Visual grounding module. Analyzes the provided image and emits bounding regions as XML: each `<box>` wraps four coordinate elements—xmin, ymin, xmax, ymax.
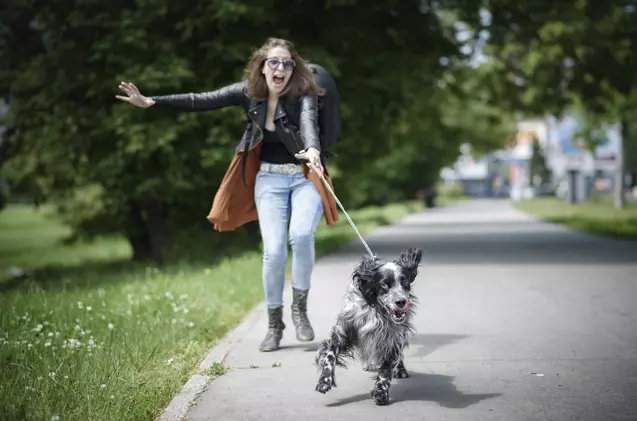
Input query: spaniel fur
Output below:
<box><xmin>314</xmin><ymin>247</ymin><xmax>423</xmax><ymax>405</ymax></box>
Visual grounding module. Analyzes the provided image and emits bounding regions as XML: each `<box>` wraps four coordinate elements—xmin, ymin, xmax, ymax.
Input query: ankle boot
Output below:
<box><xmin>259</xmin><ymin>306</ymin><xmax>285</xmax><ymax>352</ymax></box>
<box><xmin>290</xmin><ymin>288</ymin><xmax>314</xmax><ymax>342</ymax></box>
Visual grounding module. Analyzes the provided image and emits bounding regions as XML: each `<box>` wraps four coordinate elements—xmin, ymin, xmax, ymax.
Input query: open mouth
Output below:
<box><xmin>390</xmin><ymin>308</ymin><xmax>408</xmax><ymax>323</ymax></box>
<box><xmin>272</xmin><ymin>75</ymin><xmax>285</xmax><ymax>87</ymax></box>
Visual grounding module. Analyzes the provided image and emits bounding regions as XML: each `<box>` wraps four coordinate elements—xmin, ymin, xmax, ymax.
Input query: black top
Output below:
<box><xmin>260</xmin><ymin>128</ymin><xmax>300</xmax><ymax>165</ymax></box>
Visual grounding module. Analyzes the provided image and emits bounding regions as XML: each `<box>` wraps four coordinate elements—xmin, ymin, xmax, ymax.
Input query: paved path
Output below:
<box><xmin>187</xmin><ymin>199</ymin><xmax>637</xmax><ymax>421</ymax></box>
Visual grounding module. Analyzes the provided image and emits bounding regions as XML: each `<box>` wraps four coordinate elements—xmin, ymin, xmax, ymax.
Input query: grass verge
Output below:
<box><xmin>514</xmin><ymin>196</ymin><xmax>637</xmax><ymax>240</ymax></box>
<box><xmin>0</xmin><ymin>200</ymin><xmax>421</xmax><ymax>421</ymax></box>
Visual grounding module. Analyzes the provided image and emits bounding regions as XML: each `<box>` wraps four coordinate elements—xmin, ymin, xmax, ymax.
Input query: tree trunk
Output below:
<box><xmin>124</xmin><ymin>199</ymin><xmax>171</xmax><ymax>264</ymax></box>
<box><xmin>125</xmin><ymin>201</ymin><xmax>154</xmax><ymax>262</ymax></box>
<box><xmin>614</xmin><ymin>121</ymin><xmax>627</xmax><ymax>209</ymax></box>
<box><xmin>140</xmin><ymin>198</ymin><xmax>171</xmax><ymax>265</ymax></box>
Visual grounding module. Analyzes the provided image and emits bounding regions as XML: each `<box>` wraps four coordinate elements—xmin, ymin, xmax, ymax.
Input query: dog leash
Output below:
<box><xmin>318</xmin><ymin>173</ymin><xmax>375</xmax><ymax>259</ymax></box>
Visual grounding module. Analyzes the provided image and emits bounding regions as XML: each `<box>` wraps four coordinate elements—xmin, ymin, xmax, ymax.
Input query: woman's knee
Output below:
<box><xmin>263</xmin><ymin>244</ymin><xmax>287</xmax><ymax>267</ymax></box>
<box><xmin>289</xmin><ymin>229</ymin><xmax>315</xmax><ymax>250</ymax></box>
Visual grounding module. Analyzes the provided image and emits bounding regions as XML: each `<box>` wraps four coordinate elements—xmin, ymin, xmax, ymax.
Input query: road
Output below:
<box><xmin>187</xmin><ymin>199</ymin><xmax>637</xmax><ymax>421</ymax></box>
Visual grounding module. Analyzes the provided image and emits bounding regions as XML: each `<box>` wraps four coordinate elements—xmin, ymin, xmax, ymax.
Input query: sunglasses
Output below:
<box><xmin>265</xmin><ymin>57</ymin><xmax>296</xmax><ymax>71</ymax></box>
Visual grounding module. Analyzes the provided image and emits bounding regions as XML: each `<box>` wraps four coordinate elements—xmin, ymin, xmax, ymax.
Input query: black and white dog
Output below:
<box><xmin>314</xmin><ymin>248</ymin><xmax>423</xmax><ymax>405</ymax></box>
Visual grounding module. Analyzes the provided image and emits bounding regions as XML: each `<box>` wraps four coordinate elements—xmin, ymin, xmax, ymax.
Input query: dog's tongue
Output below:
<box><xmin>407</xmin><ymin>300</ymin><xmax>413</xmax><ymax>309</ymax></box>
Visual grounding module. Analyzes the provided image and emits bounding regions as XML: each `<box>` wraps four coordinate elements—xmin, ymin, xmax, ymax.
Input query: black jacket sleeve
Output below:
<box><xmin>299</xmin><ymin>94</ymin><xmax>321</xmax><ymax>151</ymax></box>
<box><xmin>150</xmin><ymin>81</ymin><xmax>247</xmax><ymax>111</ymax></box>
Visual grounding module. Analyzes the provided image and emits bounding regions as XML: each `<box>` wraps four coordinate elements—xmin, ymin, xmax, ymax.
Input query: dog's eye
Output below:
<box><xmin>380</xmin><ymin>282</ymin><xmax>389</xmax><ymax>290</ymax></box>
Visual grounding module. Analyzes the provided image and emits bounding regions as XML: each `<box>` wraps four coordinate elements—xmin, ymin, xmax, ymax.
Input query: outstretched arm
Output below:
<box><xmin>150</xmin><ymin>81</ymin><xmax>247</xmax><ymax>111</ymax></box>
<box><xmin>116</xmin><ymin>81</ymin><xmax>248</xmax><ymax>111</ymax></box>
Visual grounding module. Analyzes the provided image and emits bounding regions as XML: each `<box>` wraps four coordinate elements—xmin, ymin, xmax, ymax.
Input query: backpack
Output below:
<box><xmin>307</xmin><ymin>63</ymin><xmax>341</xmax><ymax>157</ymax></box>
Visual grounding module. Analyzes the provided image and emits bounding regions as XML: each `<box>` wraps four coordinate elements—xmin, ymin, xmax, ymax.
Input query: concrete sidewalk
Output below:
<box><xmin>183</xmin><ymin>199</ymin><xmax>637</xmax><ymax>421</ymax></box>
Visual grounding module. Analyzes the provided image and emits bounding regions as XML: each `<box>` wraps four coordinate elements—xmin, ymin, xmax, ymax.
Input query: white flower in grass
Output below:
<box><xmin>34</xmin><ymin>324</ymin><xmax>43</xmax><ymax>332</ymax></box>
<box><xmin>187</xmin><ymin>322</ymin><xmax>194</xmax><ymax>328</ymax></box>
<box><xmin>100</xmin><ymin>384</ymin><xmax>107</xmax><ymax>391</ymax></box>
<box><xmin>43</xmin><ymin>321</ymin><xmax>49</xmax><ymax>326</ymax></box>
<box><xmin>171</xmin><ymin>319</ymin><xmax>177</xmax><ymax>325</ymax></box>
<box><xmin>51</xmin><ymin>415</ymin><xmax>60</xmax><ymax>421</ymax></box>
<box><xmin>86</xmin><ymin>306</ymin><xmax>92</xmax><ymax>312</ymax></box>
<box><xmin>74</xmin><ymin>325</ymin><xmax>81</xmax><ymax>332</ymax></box>
<box><xmin>97</xmin><ymin>288</ymin><xmax>105</xmax><ymax>297</ymax></box>
<box><xmin>166</xmin><ymin>358</ymin><xmax>174</xmax><ymax>365</ymax></box>
<box><xmin>77</xmin><ymin>301</ymin><xmax>84</xmax><ymax>309</ymax></box>
<box><xmin>144</xmin><ymin>294</ymin><xmax>151</xmax><ymax>301</ymax></box>
<box><xmin>164</xmin><ymin>291</ymin><xmax>174</xmax><ymax>299</ymax></box>
<box><xmin>64</xmin><ymin>338</ymin><xmax>81</xmax><ymax>349</ymax></box>
<box><xmin>107</xmin><ymin>323</ymin><xmax>114</xmax><ymax>330</ymax></box>
<box><xmin>44</xmin><ymin>341</ymin><xmax>52</xmax><ymax>347</ymax></box>
<box><xmin>48</xmin><ymin>332</ymin><xmax>53</xmax><ymax>337</ymax></box>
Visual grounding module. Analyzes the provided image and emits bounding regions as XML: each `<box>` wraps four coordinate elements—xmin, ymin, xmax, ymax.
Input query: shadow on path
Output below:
<box><xmin>331</xmin><ymin>230</ymin><xmax>637</xmax><ymax>265</ymax></box>
<box><xmin>326</xmin><ymin>371</ymin><xmax>501</xmax><ymax>408</ymax></box>
<box><xmin>320</xmin><ymin>333</ymin><xmax>498</xmax><ymax>408</ymax></box>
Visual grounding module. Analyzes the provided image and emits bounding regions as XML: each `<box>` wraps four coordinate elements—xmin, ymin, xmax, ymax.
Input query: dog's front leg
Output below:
<box><xmin>371</xmin><ymin>357</ymin><xmax>399</xmax><ymax>405</ymax></box>
<box><xmin>315</xmin><ymin>328</ymin><xmax>349</xmax><ymax>394</ymax></box>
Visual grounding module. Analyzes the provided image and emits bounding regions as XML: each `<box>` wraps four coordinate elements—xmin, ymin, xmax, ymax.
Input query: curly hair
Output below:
<box><xmin>243</xmin><ymin>37</ymin><xmax>325</xmax><ymax>100</ymax></box>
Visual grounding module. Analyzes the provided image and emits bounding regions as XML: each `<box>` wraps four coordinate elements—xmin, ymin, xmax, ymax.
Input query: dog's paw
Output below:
<box><xmin>371</xmin><ymin>388</ymin><xmax>390</xmax><ymax>405</ymax></box>
<box><xmin>393</xmin><ymin>360</ymin><xmax>409</xmax><ymax>378</ymax></box>
<box><xmin>315</xmin><ymin>373</ymin><xmax>336</xmax><ymax>394</ymax></box>
<box><xmin>393</xmin><ymin>366</ymin><xmax>409</xmax><ymax>379</ymax></box>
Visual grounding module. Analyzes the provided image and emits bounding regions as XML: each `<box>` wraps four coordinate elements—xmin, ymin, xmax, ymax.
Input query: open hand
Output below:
<box><xmin>295</xmin><ymin>147</ymin><xmax>324</xmax><ymax>177</ymax></box>
<box><xmin>116</xmin><ymin>82</ymin><xmax>155</xmax><ymax>108</ymax></box>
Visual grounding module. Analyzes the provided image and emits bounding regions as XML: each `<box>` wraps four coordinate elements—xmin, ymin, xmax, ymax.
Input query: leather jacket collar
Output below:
<box><xmin>247</xmin><ymin>98</ymin><xmax>288</xmax><ymax>129</ymax></box>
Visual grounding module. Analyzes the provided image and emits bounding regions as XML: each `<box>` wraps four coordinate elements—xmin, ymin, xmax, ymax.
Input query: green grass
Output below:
<box><xmin>515</xmin><ymin>196</ymin><xmax>637</xmax><ymax>240</ymax></box>
<box><xmin>0</xmin><ymin>200</ymin><xmax>422</xmax><ymax>421</ymax></box>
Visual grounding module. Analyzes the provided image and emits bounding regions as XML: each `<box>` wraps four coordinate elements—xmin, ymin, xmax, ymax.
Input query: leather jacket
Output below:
<box><xmin>150</xmin><ymin>81</ymin><xmax>322</xmax><ymax>186</ymax></box>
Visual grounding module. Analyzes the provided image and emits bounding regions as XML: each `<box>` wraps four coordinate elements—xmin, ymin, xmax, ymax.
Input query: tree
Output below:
<box><xmin>1</xmin><ymin>0</ymin><xmax>491</xmax><ymax>263</ymax></box>
<box><xmin>529</xmin><ymin>136</ymin><xmax>550</xmax><ymax>186</ymax></box>
<box><xmin>456</xmin><ymin>1</ymin><xmax>637</xmax><ymax>208</ymax></box>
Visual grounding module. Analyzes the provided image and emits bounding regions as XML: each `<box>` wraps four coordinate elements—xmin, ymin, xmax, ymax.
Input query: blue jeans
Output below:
<box><xmin>254</xmin><ymin>169</ymin><xmax>324</xmax><ymax>309</ymax></box>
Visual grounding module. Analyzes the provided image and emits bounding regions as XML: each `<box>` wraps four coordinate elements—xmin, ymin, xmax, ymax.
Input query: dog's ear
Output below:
<box><xmin>397</xmin><ymin>248</ymin><xmax>422</xmax><ymax>282</ymax></box>
<box><xmin>352</xmin><ymin>255</ymin><xmax>383</xmax><ymax>306</ymax></box>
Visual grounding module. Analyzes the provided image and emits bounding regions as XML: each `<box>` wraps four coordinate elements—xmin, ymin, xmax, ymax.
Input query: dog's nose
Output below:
<box><xmin>395</xmin><ymin>298</ymin><xmax>407</xmax><ymax>308</ymax></box>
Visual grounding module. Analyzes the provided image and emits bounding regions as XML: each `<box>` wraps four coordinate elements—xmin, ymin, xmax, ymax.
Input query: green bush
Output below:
<box><xmin>437</xmin><ymin>182</ymin><xmax>465</xmax><ymax>199</ymax></box>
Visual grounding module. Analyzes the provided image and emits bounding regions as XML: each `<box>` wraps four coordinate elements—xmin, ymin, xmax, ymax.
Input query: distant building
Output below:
<box><xmin>441</xmin><ymin>114</ymin><xmax>623</xmax><ymax>200</ymax></box>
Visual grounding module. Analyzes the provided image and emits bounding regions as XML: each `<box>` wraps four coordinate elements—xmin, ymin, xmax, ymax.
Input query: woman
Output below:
<box><xmin>116</xmin><ymin>37</ymin><xmax>339</xmax><ymax>352</ymax></box>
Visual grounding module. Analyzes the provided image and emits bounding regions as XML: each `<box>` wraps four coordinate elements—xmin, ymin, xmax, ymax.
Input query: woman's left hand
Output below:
<box><xmin>295</xmin><ymin>148</ymin><xmax>324</xmax><ymax>177</ymax></box>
